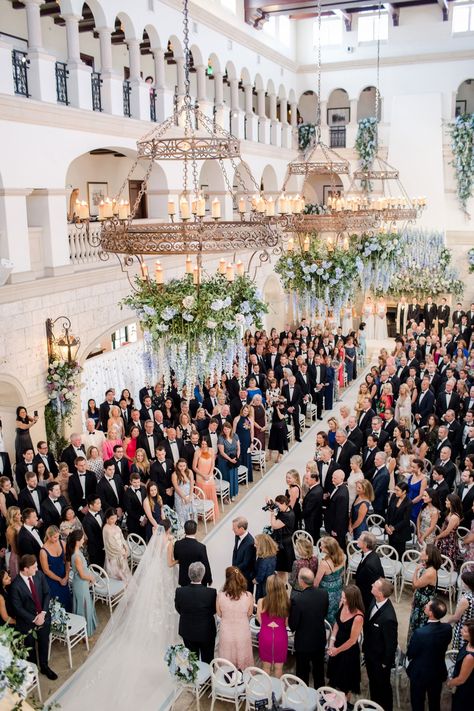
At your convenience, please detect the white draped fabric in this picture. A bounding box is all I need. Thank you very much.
[81,341,153,417]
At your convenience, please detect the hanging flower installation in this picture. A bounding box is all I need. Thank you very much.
[0,627,32,703]
[356,230,404,294]
[389,229,464,297]
[274,238,359,317]
[298,123,316,150]
[468,247,474,273]
[123,274,267,391]
[355,117,378,191]
[448,113,474,216]
[45,358,83,460]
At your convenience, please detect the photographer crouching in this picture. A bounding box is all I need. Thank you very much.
[264,495,296,584]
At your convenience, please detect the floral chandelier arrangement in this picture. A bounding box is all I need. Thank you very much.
[448,112,474,216]
[356,230,403,293]
[355,117,378,191]
[123,273,267,391]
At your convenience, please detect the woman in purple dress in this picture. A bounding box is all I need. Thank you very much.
[256,574,289,678]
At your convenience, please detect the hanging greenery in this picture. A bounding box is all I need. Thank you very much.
[45,359,82,459]
[389,228,464,297]
[448,113,474,216]
[298,123,316,150]
[274,237,358,315]
[355,231,404,294]
[355,117,378,192]
[468,247,474,273]
[123,274,267,391]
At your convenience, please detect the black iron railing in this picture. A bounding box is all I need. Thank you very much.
[55,61,69,105]
[91,71,102,112]
[330,126,346,148]
[12,50,29,97]
[123,80,131,117]
[149,87,157,122]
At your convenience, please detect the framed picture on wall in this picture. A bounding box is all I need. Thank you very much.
[87,182,108,217]
[327,107,350,125]
[455,100,467,117]
[323,185,343,205]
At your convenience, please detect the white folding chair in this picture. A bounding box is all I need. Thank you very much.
[172,660,212,711]
[127,532,147,571]
[345,540,362,584]
[377,545,402,601]
[210,658,245,711]
[399,549,421,600]
[406,520,417,550]
[445,649,458,679]
[287,423,294,445]
[457,526,471,556]
[353,700,384,711]
[192,485,216,533]
[292,529,314,557]
[251,438,266,476]
[249,616,260,649]
[367,514,387,545]
[25,662,42,703]
[214,467,230,512]
[299,412,306,432]
[238,465,249,488]
[391,646,406,708]
[306,394,318,422]
[89,564,126,616]
[316,685,347,711]
[280,673,319,711]
[423,459,432,476]
[243,666,282,711]
[48,612,89,668]
[438,554,458,613]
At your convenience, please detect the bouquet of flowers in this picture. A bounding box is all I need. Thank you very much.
[164,644,199,684]
[0,627,31,702]
[49,598,68,635]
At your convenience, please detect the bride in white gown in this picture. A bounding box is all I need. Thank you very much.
[51,527,179,710]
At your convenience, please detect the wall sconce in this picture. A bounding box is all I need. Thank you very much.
[45,316,80,364]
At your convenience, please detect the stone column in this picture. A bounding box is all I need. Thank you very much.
[128,38,149,120]
[97,26,122,115]
[257,89,269,144]
[152,47,167,122]
[63,14,92,110]
[230,78,244,138]
[23,0,43,51]
[26,189,70,275]
[244,83,257,141]
[279,97,291,146]
[0,189,33,281]
[269,93,281,146]
[195,64,212,119]
[176,57,185,96]
[290,101,298,149]
[213,71,226,128]
[23,0,56,103]
[347,97,359,148]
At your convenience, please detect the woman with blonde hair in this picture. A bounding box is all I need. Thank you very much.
[285,469,302,530]
[107,405,125,439]
[395,382,412,421]
[253,533,278,601]
[217,566,254,670]
[349,479,374,539]
[193,438,219,519]
[289,538,318,591]
[131,447,150,483]
[172,458,195,525]
[86,445,104,481]
[56,462,71,502]
[257,574,290,678]
[0,477,17,519]
[102,424,123,461]
[377,383,393,420]
[6,507,21,579]
[314,536,346,624]
[355,383,369,415]
[347,455,364,510]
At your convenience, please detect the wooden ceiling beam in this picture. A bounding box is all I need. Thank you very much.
[384,3,400,25]
[437,0,449,21]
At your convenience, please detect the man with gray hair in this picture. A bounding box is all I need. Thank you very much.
[175,561,217,663]
[81,418,105,451]
[355,532,384,611]
[372,451,390,516]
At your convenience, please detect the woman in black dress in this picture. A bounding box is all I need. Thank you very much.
[447,620,474,710]
[285,469,302,530]
[327,584,365,703]
[268,398,288,463]
[14,406,37,462]
[385,481,413,559]
[0,570,15,626]
[269,495,295,581]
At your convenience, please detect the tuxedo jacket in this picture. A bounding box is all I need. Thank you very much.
[382,418,398,438]
[397,365,410,384]
[436,390,460,418]
[332,440,358,477]
[361,446,380,479]
[452,309,465,327]
[430,479,450,513]
[163,439,185,464]
[446,420,462,458]
[302,484,323,542]
[232,532,256,589]
[0,451,12,482]
[15,460,35,491]
[433,458,457,489]
[67,471,97,513]
[106,456,130,485]
[97,473,125,510]
[10,570,51,634]
[33,452,58,477]
[365,428,389,450]
[139,404,157,423]
[288,586,329,653]
[347,427,363,452]
[385,496,412,546]
[18,486,47,515]
[324,484,349,541]
[295,371,314,398]
[457,484,474,526]
[183,442,200,469]
[124,486,146,536]
[356,550,385,612]
[317,460,338,495]
[17,525,43,558]
[437,305,450,327]
[363,598,398,668]
[226,376,241,401]
[407,303,421,324]
[174,537,212,586]
[281,384,302,411]
[40,494,68,529]
[230,397,248,420]
[139,386,154,406]
[150,459,174,498]
[82,510,105,566]
[99,400,117,432]
[265,353,281,371]
[414,389,435,425]
[60,444,86,474]
[371,466,390,516]
[175,584,217,643]
[407,622,452,683]
[358,409,375,435]
[137,431,161,461]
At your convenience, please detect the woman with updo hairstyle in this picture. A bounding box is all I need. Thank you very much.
[217,566,254,670]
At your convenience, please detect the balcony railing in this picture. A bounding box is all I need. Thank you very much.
[12,50,29,97]
[55,61,69,105]
[149,88,157,122]
[68,223,102,265]
[329,126,346,148]
[91,71,102,112]
[123,80,131,117]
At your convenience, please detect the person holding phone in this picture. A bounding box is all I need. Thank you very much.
[15,407,38,463]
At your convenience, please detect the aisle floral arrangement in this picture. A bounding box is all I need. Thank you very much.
[355,230,403,293]
[49,598,68,635]
[123,274,267,391]
[0,627,32,703]
[164,644,199,684]
[448,112,474,216]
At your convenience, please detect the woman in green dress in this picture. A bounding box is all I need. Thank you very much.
[314,536,346,625]
[66,529,98,637]
[407,543,441,644]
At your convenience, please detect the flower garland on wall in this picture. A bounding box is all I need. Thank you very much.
[298,123,316,150]
[355,231,403,294]
[389,228,464,297]
[45,359,83,459]
[355,117,378,191]
[274,238,359,316]
[448,113,474,216]
[123,274,267,391]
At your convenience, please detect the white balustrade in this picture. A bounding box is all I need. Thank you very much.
[68,223,102,266]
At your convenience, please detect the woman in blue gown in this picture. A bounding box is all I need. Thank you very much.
[39,526,71,611]
[217,422,240,500]
[324,355,335,411]
[233,404,254,483]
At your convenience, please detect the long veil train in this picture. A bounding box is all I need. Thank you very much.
[51,529,179,710]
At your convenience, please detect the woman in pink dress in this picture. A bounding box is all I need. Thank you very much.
[124,424,140,465]
[217,567,254,671]
[256,574,289,678]
[102,425,123,461]
[192,439,219,519]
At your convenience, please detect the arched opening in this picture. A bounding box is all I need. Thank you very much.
[199,160,226,217]
[0,377,29,457]
[140,26,161,120]
[261,165,279,194]
[303,172,343,206]
[164,35,183,94]
[357,86,382,121]
[239,68,251,113]
[206,53,221,105]
[455,79,474,116]
[298,90,318,124]
[327,88,350,148]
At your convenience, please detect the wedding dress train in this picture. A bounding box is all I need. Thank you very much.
[51,528,179,710]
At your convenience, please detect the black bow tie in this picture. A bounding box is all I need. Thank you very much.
[78,473,86,477]
[89,432,95,435]
[28,488,36,493]
[52,499,59,503]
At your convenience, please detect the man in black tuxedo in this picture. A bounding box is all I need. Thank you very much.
[230,389,249,420]
[366,416,389,450]
[346,416,363,452]
[183,431,201,469]
[437,297,450,337]
[124,473,146,536]
[99,389,117,431]
[414,377,435,427]
[201,418,220,455]
[17,509,43,557]
[431,466,450,515]
[434,446,457,489]
[317,447,338,496]
[67,457,97,516]
[175,561,217,663]
[33,441,58,478]
[436,380,460,419]
[150,446,175,507]
[457,469,474,526]
[10,554,57,679]
[444,409,462,459]
[382,408,398,438]
[407,598,452,711]
[310,354,327,420]
[371,452,390,516]
[407,297,421,325]
[265,344,280,372]
[324,470,349,549]
[362,435,380,480]
[202,386,220,417]
[18,472,47,516]
[139,395,156,423]
[0,450,12,482]
[452,302,464,327]
[137,419,160,462]
[139,384,154,407]
[231,517,256,593]
[97,461,124,515]
[363,578,398,711]
[423,297,438,331]
[434,426,452,461]
[40,482,67,529]
[163,428,185,465]
[357,398,375,436]
[173,520,212,586]
[82,495,105,566]
[355,532,384,611]
[289,567,329,688]
[108,443,130,484]
[282,375,302,441]
[302,468,323,543]
[332,429,357,477]
[127,409,143,435]
[60,434,86,474]
[15,447,35,490]
[152,409,166,441]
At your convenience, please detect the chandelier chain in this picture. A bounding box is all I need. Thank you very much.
[316,0,322,143]
[182,0,191,104]
[375,0,382,148]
